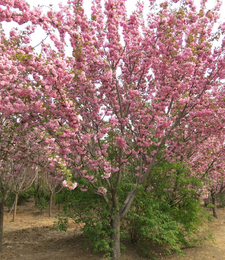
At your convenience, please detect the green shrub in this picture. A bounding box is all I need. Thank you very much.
[121,161,211,257]
[54,185,113,258]
[35,189,49,213]
[18,187,35,205]
[5,187,35,209]
[54,162,212,258]
[216,192,225,208]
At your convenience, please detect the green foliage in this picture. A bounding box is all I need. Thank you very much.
[35,189,49,212]
[5,187,35,208]
[14,52,33,61]
[216,192,225,208]
[54,185,113,258]
[54,161,212,258]
[120,160,211,257]
[206,203,214,209]
[35,196,48,212]
[54,216,69,232]
[81,209,113,258]
[4,192,15,208]
[18,187,35,205]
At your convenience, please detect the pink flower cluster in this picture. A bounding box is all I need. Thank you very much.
[62,180,78,190]
[97,187,107,194]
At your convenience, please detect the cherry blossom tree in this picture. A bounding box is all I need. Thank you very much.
[39,171,63,217]
[189,136,225,218]
[0,115,46,250]
[1,0,225,258]
[29,0,225,258]
[10,163,37,221]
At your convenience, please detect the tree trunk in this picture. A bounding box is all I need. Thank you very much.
[0,200,4,252]
[13,193,18,222]
[34,178,40,207]
[111,214,121,260]
[211,192,218,218]
[204,198,209,207]
[109,188,138,259]
[49,191,53,217]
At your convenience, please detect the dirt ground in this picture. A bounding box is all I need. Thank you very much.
[1,200,225,260]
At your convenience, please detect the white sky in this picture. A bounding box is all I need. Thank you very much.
[2,0,225,55]
[25,0,150,16]
[25,0,225,17]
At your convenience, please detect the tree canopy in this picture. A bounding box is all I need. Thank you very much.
[1,0,225,259]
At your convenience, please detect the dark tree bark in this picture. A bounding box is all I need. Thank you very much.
[111,214,121,260]
[49,191,53,217]
[109,189,138,260]
[0,199,4,252]
[204,198,209,207]
[13,193,18,222]
[211,191,218,218]
[34,178,41,207]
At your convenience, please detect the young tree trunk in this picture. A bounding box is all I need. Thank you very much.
[49,191,53,217]
[34,178,40,207]
[13,193,18,222]
[109,188,138,259]
[204,198,210,207]
[111,214,121,260]
[0,200,4,252]
[211,192,218,218]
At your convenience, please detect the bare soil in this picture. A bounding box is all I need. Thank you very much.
[1,200,225,260]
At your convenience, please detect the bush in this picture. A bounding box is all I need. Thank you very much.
[5,192,15,209]
[54,185,114,257]
[216,192,225,208]
[5,187,35,209]
[54,162,212,258]
[35,189,49,213]
[121,161,211,257]
[18,187,35,205]
[54,185,114,258]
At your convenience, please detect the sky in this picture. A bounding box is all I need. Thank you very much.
[4,0,153,53]
[25,0,225,17]
[25,0,151,16]
[2,0,225,55]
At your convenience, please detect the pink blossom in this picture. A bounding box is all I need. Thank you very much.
[101,173,111,179]
[62,180,78,190]
[80,186,88,192]
[97,187,107,194]
[110,117,118,127]
[115,137,126,149]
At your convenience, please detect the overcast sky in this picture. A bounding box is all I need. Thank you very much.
[2,0,225,55]
[25,0,225,17]
[25,0,152,17]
